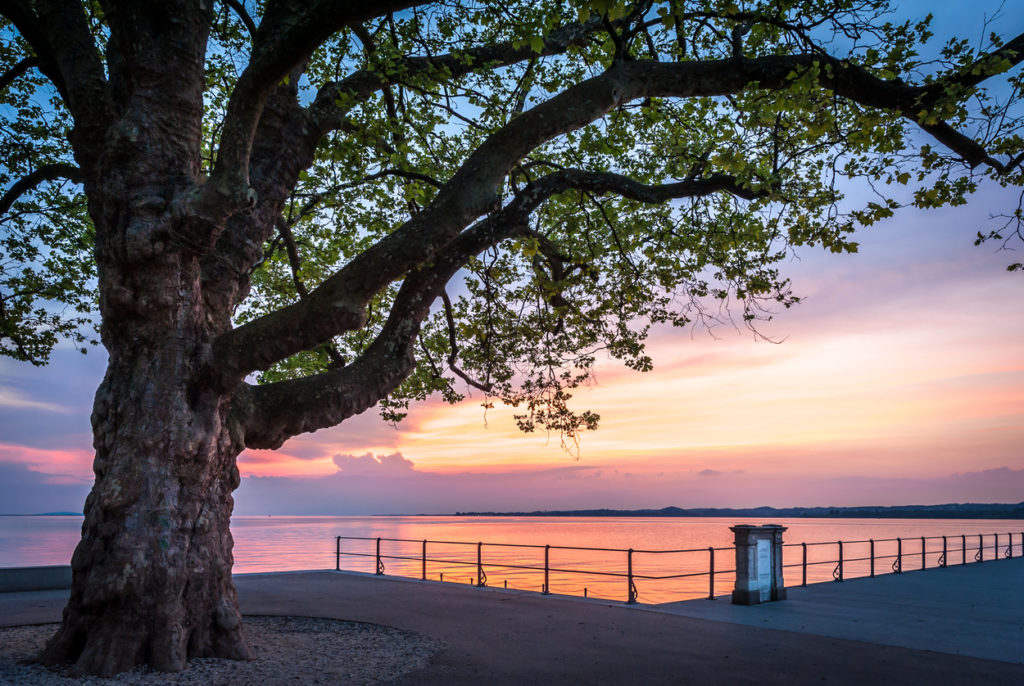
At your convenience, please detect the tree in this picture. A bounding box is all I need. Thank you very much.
[1,0,1022,676]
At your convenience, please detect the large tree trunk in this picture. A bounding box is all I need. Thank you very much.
[41,302,251,674]
[41,243,252,676]
[33,4,257,674]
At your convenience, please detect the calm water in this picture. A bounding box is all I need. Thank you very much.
[1,515,1020,603]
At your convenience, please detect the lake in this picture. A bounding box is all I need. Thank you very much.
[1,515,1020,603]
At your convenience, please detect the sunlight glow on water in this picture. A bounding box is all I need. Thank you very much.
[1,516,1020,603]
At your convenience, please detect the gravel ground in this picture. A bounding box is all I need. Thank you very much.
[0,616,443,685]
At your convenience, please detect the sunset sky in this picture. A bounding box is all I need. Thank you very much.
[1,4,1022,514]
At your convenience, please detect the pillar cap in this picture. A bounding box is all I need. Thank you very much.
[729,524,787,531]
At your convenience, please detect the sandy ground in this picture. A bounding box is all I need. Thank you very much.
[0,615,443,685]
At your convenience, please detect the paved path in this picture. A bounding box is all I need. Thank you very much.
[656,556,1024,664]
[2,558,1022,685]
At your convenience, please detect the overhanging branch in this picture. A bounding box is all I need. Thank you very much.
[0,55,38,92]
[0,0,66,98]
[235,167,759,446]
[0,163,83,217]
[441,290,492,393]
[216,40,1024,384]
[308,16,610,137]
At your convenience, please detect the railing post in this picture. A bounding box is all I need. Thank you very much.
[833,541,843,582]
[921,536,926,570]
[708,547,715,600]
[335,536,341,571]
[976,534,983,562]
[543,545,550,595]
[893,537,902,573]
[477,542,486,587]
[627,548,637,604]
[375,537,384,575]
[869,539,875,577]
[961,534,966,565]
[421,539,427,580]
[940,536,947,568]
[801,542,807,587]
[995,533,1000,560]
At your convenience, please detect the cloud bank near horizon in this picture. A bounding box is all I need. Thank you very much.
[3,440,1021,515]
[231,456,1024,515]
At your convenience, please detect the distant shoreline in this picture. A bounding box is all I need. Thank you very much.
[451,503,1024,520]
[3,503,1023,519]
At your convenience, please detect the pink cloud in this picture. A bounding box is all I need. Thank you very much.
[0,442,93,482]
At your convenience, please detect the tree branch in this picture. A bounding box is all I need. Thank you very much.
[0,55,38,92]
[32,0,112,171]
[198,0,427,223]
[441,290,492,392]
[222,0,257,38]
[915,31,1024,108]
[209,15,614,322]
[275,218,310,299]
[212,64,622,381]
[215,42,1024,384]
[0,0,66,98]
[236,167,758,447]
[307,16,609,136]
[0,163,83,217]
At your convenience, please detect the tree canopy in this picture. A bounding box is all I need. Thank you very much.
[2,1,1023,447]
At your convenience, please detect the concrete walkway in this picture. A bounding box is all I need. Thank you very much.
[656,556,1024,664]
[2,559,1022,685]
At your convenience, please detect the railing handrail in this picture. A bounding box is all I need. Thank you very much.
[339,530,1018,551]
[333,530,1023,604]
[335,534,737,555]
[782,531,1017,547]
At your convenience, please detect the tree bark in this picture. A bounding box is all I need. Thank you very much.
[20,0,262,675]
[40,247,251,675]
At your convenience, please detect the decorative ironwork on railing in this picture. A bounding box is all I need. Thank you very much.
[333,530,1023,605]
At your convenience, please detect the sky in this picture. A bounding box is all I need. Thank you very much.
[1,3,1022,514]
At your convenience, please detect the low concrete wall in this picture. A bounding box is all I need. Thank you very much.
[0,565,72,592]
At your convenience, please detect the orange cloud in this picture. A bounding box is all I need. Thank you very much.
[237,449,338,478]
[0,443,93,482]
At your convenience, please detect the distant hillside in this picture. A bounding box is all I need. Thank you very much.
[454,502,1024,519]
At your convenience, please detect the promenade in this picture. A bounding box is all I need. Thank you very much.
[1,557,1021,685]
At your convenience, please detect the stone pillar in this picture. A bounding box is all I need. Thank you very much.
[731,524,787,605]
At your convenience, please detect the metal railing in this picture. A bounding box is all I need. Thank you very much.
[783,531,1024,587]
[334,535,734,604]
[334,530,1023,604]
